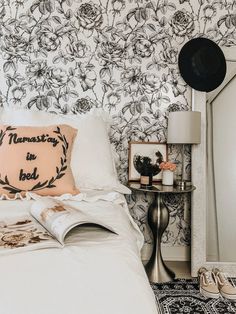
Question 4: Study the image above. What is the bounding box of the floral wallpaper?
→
[0,0,235,252]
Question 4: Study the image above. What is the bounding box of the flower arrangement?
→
[160,161,176,172]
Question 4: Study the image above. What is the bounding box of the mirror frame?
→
[191,47,236,277]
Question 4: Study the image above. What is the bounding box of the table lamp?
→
[167,111,201,188]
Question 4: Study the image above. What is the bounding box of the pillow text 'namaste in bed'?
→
[0,124,79,198]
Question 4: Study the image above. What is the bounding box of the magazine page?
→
[30,200,117,245]
[0,215,60,255]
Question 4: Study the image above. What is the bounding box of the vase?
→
[162,170,174,186]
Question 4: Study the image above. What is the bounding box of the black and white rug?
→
[151,278,236,314]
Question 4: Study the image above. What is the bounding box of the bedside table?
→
[128,182,196,283]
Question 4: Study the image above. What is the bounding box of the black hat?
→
[178,37,226,92]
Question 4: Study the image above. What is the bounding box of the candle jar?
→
[140,173,153,188]
[140,165,153,188]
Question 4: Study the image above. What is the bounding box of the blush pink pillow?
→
[0,124,79,198]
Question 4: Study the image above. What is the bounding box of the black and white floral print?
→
[0,0,235,248]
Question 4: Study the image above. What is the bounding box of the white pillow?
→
[1,108,130,194]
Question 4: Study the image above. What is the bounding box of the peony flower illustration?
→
[133,36,154,58]
[3,33,28,54]
[66,40,89,58]
[38,30,60,51]
[47,67,68,88]
[107,92,121,109]
[71,97,94,114]
[111,0,125,12]
[170,10,195,40]
[121,67,143,96]
[97,40,124,67]
[75,2,103,30]
[78,69,96,91]
[159,47,178,64]
[142,73,161,94]
[11,86,26,104]
[25,60,48,80]
[203,5,217,22]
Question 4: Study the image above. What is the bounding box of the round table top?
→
[128,182,196,194]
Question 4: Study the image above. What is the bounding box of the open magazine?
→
[0,201,117,255]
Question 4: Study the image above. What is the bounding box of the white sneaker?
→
[198,267,220,299]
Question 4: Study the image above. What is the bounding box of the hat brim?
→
[178,38,226,92]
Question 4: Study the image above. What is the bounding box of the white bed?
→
[0,191,158,314]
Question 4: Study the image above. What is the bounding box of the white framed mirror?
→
[191,47,236,277]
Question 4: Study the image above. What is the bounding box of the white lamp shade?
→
[167,111,201,144]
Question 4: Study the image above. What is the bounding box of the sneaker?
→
[198,267,220,299]
[213,268,236,300]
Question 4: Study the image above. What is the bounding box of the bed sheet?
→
[0,193,158,314]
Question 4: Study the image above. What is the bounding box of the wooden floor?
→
[166,261,192,279]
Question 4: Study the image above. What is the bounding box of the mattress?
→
[0,192,158,314]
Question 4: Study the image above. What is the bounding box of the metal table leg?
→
[145,194,175,283]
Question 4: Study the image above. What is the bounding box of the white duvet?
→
[0,191,158,314]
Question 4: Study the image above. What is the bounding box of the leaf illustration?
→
[6,126,16,131]
[3,186,22,194]
[61,165,67,171]
[62,145,66,156]
[4,176,9,185]
[56,173,65,179]
[0,179,6,185]
[48,177,55,185]
[31,180,48,191]
[47,184,56,188]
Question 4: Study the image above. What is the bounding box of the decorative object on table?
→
[151,278,236,314]
[167,111,201,189]
[128,182,196,283]
[128,142,167,182]
[178,37,226,92]
[139,158,153,188]
[160,162,176,186]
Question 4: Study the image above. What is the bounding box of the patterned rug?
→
[151,278,236,314]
